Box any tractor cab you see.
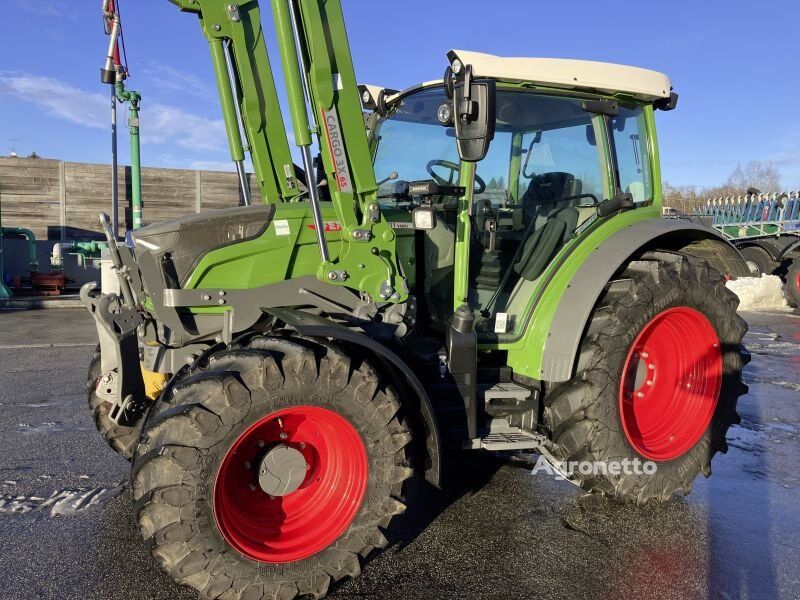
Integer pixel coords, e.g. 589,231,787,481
363,50,676,336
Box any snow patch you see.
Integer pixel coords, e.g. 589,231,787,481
0,485,124,516
726,275,789,312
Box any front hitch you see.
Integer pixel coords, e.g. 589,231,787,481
81,282,148,426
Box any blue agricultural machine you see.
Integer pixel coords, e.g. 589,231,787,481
704,191,800,306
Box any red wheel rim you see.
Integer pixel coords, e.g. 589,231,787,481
618,307,722,461
213,406,367,563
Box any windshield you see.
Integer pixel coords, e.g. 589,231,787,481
372,86,653,336
372,87,459,199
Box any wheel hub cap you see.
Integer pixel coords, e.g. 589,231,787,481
257,444,308,497
618,307,723,462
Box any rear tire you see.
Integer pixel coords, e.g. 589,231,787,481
784,257,800,308
739,245,776,276
86,346,140,459
543,252,749,504
131,336,412,600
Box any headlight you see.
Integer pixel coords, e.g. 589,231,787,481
437,102,453,126
412,206,437,230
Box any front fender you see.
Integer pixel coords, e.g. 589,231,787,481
262,307,442,488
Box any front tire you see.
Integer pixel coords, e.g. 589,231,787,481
131,336,412,600
86,346,140,459
543,252,749,504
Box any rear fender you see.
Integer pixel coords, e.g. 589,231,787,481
507,218,748,383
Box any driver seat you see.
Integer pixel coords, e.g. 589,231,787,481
522,172,581,226
514,172,581,281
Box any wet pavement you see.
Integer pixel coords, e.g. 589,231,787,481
0,308,798,600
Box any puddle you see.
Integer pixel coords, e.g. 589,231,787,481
727,425,764,453
0,484,124,516
748,377,800,392
744,336,800,356
727,420,799,454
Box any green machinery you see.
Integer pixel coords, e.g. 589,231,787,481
0,199,107,297
81,1,752,597
0,217,32,297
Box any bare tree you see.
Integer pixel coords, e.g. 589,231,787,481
663,160,784,214
724,160,781,195
662,182,704,214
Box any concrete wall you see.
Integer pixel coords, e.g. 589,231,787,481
0,157,261,285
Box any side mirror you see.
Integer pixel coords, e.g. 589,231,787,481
447,64,496,163
655,92,679,112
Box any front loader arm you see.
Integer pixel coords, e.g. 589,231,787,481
169,0,301,203
282,0,406,300
168,0,407,303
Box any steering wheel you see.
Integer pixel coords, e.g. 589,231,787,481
426,159,486,195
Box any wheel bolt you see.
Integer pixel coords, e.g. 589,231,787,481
299,442,306,449
686,383,692,389
248,484,256,492
646,380,653,386
244,462,251,470
258,440,265,448
648,364,655,370
636,392,645,398
641,352,649,359
279,432,288,440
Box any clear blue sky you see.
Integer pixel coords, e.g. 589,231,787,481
2,0,799,190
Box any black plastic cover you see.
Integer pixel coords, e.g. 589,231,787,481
130,204,275,288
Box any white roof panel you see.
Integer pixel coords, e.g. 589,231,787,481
450,50,672,100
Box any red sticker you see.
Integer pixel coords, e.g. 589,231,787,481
307,221,343,232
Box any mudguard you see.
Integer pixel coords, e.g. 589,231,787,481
781,238,800,259
733,235,800,263
263,307,442,488
539,218,748,383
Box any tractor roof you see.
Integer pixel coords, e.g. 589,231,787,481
360,51,673,111
449,50,672,101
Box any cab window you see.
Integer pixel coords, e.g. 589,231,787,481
611,107,653,204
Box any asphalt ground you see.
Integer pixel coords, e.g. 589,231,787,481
0,308,798,600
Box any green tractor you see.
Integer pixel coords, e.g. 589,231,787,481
84,0,751,597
